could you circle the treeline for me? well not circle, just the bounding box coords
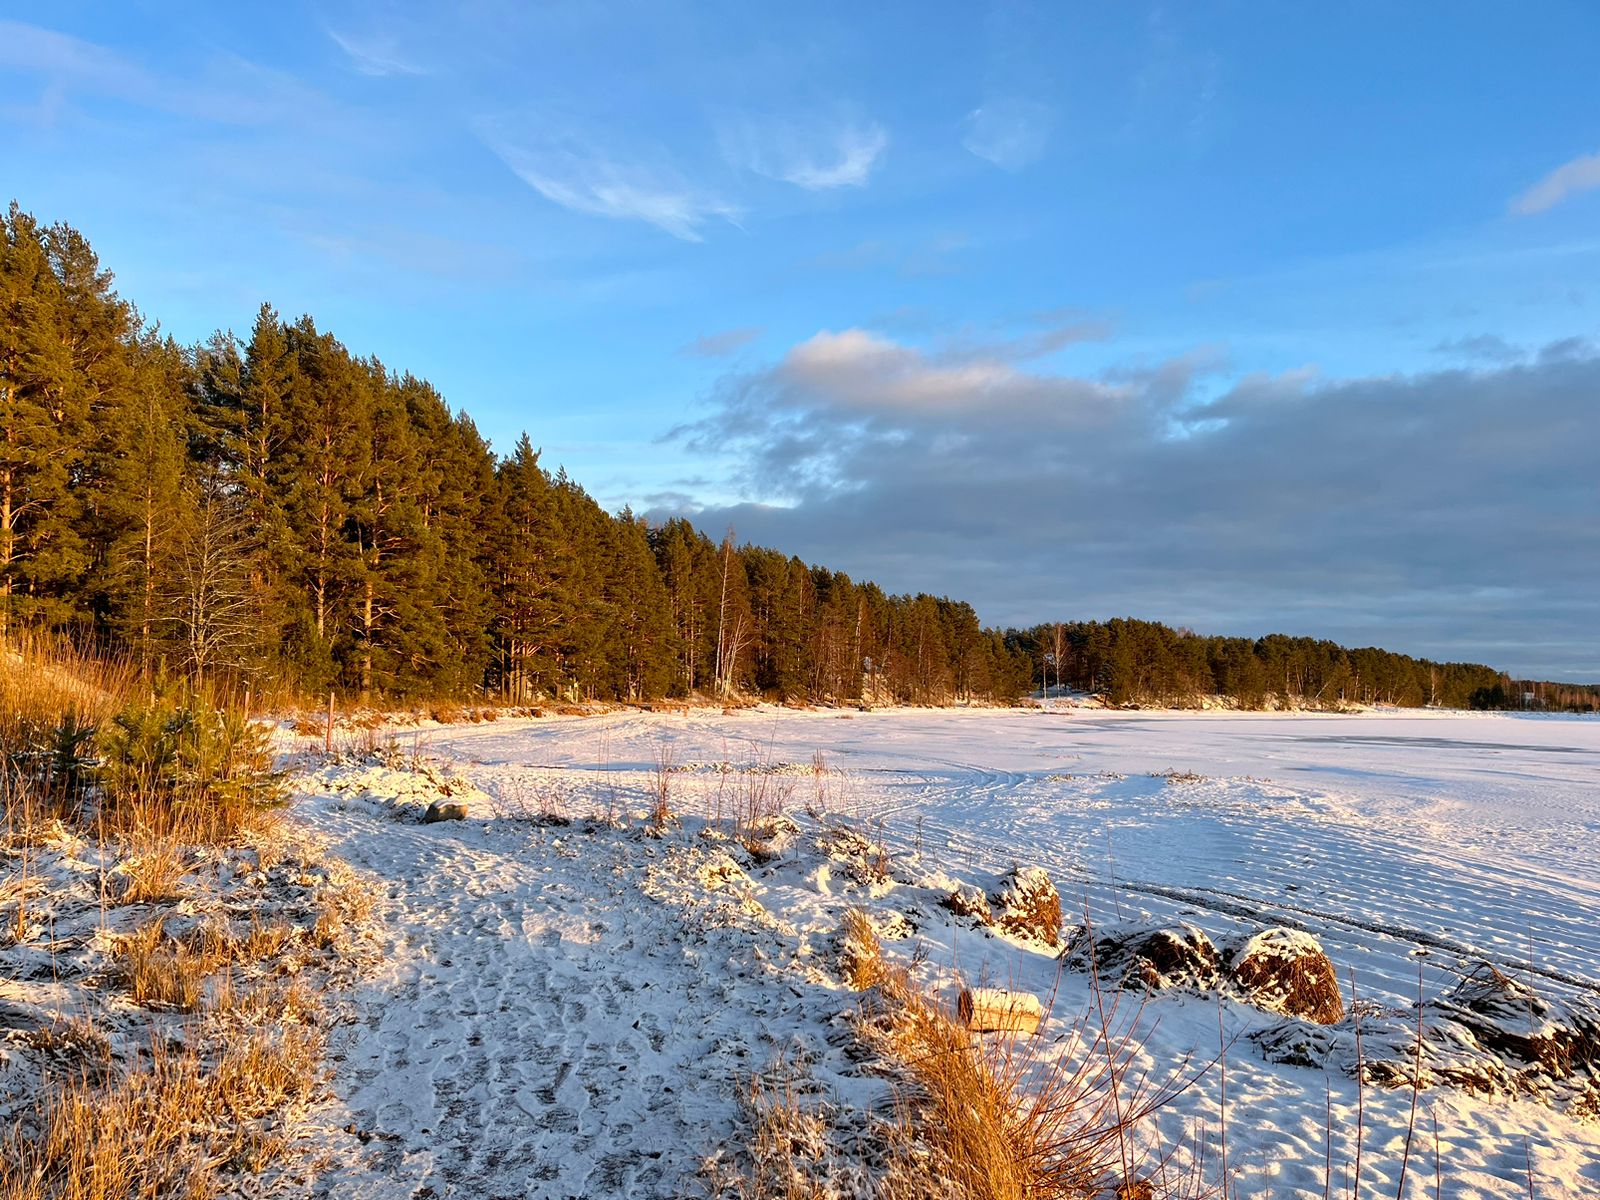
[1011,619,1600,712]
[3,202,1590,712]
[0,203,1027,706]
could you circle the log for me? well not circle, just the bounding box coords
[423,800,469,823]
[958,987,1043,1035]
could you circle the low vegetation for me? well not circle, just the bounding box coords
[0,635,371,1200]
[834,910,1198,1200]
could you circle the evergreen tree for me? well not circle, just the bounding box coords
[0,206,89,629]
[277,318,371,688]
[491,437,578,700]
[5,200,1580,713]
[95,335,192,666]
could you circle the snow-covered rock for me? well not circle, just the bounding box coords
[989,866,1062,947]
[1227,927,1343,1025]
[1066,920,1221,991]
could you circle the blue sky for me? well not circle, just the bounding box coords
[5,2,1600,677]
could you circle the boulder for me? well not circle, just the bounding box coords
[423,799,469,823]
[1067,922,1220,992]
[1228,928,1343,1025]
[990,866,1062,947]
[943,883,993,925]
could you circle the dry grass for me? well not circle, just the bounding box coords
[116,918,216,1011]
[649,747,675,832]
[1,638,367,1200]
[310,875,377,953]
[836,912,1203,1200]
[112,838,192,905]
[0,634,133,767]
[93,764,281,848]
[0,1028,324,1200]
[731,1073,843,1200]
[16,1017,113,1079]
[839,907,888,991]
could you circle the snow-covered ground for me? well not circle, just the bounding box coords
[290,706,1600,1199]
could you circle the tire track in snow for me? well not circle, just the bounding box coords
[860,758,1600,1003]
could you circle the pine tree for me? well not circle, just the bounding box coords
[492,437,579,700]
[276,318,372,689]
[95,335,192,666]
[0,206,93,629]
[604,511,676,700]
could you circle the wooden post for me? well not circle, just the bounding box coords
[325,690,335,755]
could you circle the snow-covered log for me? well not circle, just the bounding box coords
[958,987,1044,1035]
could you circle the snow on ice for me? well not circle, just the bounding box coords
[282,705,1600,1198]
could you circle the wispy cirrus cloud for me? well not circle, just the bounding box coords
[325,27,427,77]
[1511,150,1600,216]
[0,18,319,126]
[478,120,740,241]
[722,115,888,189]
[938,313,1115,362]
[961,97,1054,170]
[681,327,764,358]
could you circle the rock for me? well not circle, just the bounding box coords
[943,883,993,924]
[1252,963,1600,1116]
[958,987,1044,1035]
[1067,922,1220,991]
[423,799,469,823]
[1429,963,1600,1079]
[990,866,1062,947]
[1228,928,1343,1025]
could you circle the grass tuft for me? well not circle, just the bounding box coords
[0,1029,324,1200]
[837,913,1204,1200]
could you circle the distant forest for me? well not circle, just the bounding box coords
[3,202,1596,712]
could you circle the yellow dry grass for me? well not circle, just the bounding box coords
[112,838,192,905]
[833,909,1199,1200]
[0,639,368,1200]
[0,1028,323,1200]
[116,918,214,1011]
[734,1074,839,1200]
[838,907,887,992]
[0,633,133,758]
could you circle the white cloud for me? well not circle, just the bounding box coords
[1511,151,1600,216]
[724,116,888,189]
[782,329,1036,415]
[961,97,1054,170]
[479,123,739,241]
[682,327,763,358]
[326,28,427,77]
